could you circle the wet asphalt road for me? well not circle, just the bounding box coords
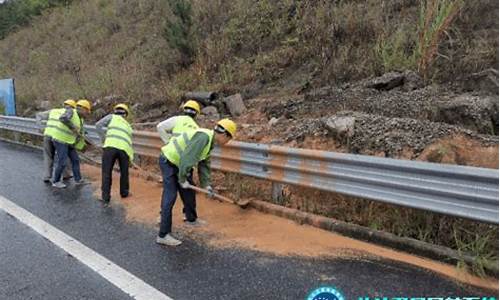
[0,141,496,299]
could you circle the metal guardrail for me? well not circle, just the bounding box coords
[1,115,498,224]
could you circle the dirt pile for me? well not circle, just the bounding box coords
[246,71,499,160]
[325,111,498,158]
[264,71,498,135]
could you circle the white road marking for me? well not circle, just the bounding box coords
[0,195,173,300]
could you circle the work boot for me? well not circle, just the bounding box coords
[63,175,73,181]
[156,234,182,246]
[43,177,51,183]
[183,218,207,227]
[52,181,67,189]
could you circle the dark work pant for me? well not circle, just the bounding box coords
[43,136,71,179]
[158,155,196,237]
[101,147,129,202]
[53,140,81,183]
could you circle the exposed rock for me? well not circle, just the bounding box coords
[401,70,424,91]
[183,91,218,107]
[201,106,219,119]
[223,93,246,116]
[436,94,499,135]
[462,69,499,95]
[365,72,405,91]
[323,116,355,138]
[268,117,279,126]
[267,85,445,122]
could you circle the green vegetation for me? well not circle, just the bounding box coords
[0,0,72,39]
[163,0,196,67]
[415,0,464,78]
[0,0,496,115]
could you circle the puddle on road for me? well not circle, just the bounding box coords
[81,164,498,291]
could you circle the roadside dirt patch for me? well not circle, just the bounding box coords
[419,135,499,168]
[81,164,498,290]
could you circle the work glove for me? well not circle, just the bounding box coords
[204,186,215,199]
[179,181,190,189]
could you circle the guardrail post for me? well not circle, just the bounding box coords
[272,182,285,205]
[13,131,20,143]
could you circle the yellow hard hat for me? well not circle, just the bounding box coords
[63,99,77,108]
[76,99,92,111]
[114,103,130,115]
[183,100,201,114]
[216,118,237,138]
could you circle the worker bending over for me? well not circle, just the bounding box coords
[156,119,237,246]
[51,99,91,188]
[156,100,200,144]
[156,100,201,219]
[96,104,134,204]
[36,99,75,182]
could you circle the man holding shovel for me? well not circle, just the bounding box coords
[96,103,135,205]
[36,99,76,182]
[51,99,92,188]
[156,119,237,246]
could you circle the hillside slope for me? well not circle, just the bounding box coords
[0,0,497,116]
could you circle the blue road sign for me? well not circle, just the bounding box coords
[0,78,16,115]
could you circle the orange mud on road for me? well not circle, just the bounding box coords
[81,164,498,290]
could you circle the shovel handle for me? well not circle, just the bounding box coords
[186,184,235,205]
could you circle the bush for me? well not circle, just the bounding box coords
[163,0,196,67]
[0,0,72,39]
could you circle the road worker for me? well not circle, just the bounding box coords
[156,118,237,246]
[156,100,200,144]
[36,99,75,182]
[95,103,135,204]
[155,100,201,219]
[51,99,91,188]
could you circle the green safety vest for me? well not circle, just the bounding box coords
[103,114,134,161]
[161,128,213,167]
[43,108,81,145]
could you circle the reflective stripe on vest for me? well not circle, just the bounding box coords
[43,108,80,144]
[161,128,213,167]
[103,115,134,161]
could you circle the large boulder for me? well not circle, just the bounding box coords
[223,93,246,116]
[436,94,499,135]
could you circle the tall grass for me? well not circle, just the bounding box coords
[415,0,464,78]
